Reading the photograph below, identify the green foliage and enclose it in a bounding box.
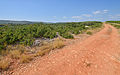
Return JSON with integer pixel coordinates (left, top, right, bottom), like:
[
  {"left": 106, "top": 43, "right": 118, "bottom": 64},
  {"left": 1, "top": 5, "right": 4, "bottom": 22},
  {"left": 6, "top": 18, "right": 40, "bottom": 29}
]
[
  {"left": 106, "top": 21, "right": 120, "bottom": 29},
  {"left": 0, "top": 21, "right": 102, "bottom": 50},
  {"left": 61, "top": 32, "right": 74, "bottom": 39},
  {"left": 86, "top": 31, "right": 92, "bottom": 35},
  {"left": 106, "top": 21, "right": 120, "bottom": 24},
  {"left": 0, "top": 45, "right": 4, "bottom": 50},
  {"left": 110, "top": 24, "right": 120, "bottom": 29}
]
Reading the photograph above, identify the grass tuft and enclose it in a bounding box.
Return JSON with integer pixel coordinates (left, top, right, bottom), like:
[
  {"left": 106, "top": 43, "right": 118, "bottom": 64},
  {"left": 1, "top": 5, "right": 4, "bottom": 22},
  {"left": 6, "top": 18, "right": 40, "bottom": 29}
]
[
  {"left": 34, "top": 49, "right": 50, "bottom": 57},
  {"left": 20, "top": 54, "right": 33, "bottom": 63},
  {"left": 52, "top": 38, "right": 65, "bottom": 49},
  {"left": 0, "top": 58, "right": 11, "bottom": 71},
  {"left": 9, "top": 50, "right": 21, "bottom": 59},
  {"left": 35, "top": 38, "right": 65, "bottom": 57},
  {"left": 40, "top": 38, "right": 64, "bottom": 51}
]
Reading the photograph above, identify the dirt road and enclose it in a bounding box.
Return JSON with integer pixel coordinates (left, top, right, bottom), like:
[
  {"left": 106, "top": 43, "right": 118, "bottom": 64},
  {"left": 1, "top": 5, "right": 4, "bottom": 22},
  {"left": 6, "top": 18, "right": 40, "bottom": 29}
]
[{"left": 12, "top": 23, "right": 120, "bottom": 75}]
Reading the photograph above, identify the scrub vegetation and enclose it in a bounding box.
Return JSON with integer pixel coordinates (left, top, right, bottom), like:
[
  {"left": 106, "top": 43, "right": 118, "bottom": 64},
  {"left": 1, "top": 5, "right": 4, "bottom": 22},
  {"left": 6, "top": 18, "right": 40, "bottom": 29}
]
[{"left": 0, "top": 21, "right": 102, "bottom": 72}]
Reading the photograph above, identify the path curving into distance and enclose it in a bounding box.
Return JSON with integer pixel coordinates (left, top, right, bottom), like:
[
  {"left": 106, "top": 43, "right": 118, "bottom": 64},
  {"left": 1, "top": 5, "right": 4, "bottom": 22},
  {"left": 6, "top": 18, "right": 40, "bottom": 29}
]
[{"left": 13, "top": 23, "right": 120, "bottom": 75}]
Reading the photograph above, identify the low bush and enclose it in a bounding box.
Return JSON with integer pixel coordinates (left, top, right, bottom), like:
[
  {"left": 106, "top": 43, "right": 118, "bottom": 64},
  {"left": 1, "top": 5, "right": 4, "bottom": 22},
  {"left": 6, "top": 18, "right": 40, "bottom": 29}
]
[
  {"left": 86, "top": 31, "right": 92, "bottom": 35},
  {"left": 61, "top": 33, "right": 74, "bottom": 39},
  {"left": 0, "top": 21, "right": 102, "bottom": 50}
]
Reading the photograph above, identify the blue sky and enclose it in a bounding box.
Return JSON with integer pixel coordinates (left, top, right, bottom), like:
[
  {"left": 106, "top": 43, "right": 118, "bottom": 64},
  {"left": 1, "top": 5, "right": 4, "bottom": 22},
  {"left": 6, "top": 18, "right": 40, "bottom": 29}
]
[{"left": 0, "top": 0, "right": 120, "bottom": 22}]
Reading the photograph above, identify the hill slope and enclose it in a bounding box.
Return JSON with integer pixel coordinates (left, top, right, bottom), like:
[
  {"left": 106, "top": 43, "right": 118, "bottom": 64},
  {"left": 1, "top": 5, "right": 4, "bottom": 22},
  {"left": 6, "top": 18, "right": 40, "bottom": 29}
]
[{"left": 0, "top": 20, "right": 39, "bottom": 24}]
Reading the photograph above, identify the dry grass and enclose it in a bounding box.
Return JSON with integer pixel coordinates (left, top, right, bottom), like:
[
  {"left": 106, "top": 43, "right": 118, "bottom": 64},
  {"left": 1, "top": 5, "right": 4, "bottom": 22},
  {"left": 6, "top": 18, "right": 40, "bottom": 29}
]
[
  {"left": 0, "top": 38, "right": 64, "bottom": 71},
  {"left": 9, "top": 50, "right": 21, "bottom": 59},
  {"left": 0, "top": 58, "right": 11, "bottom": 71},
  {"left": 20, "top": 54, "right": 33, "bottom": 63},
  {"left": 35, "top": 38, "right": 65, "bottom": 57},
  {"left": 34, "top": 38, "right": 64, "bottom": 57},
  {"left": 40, "top": 44, "right": 53, "bottom": 51},
  {"left": 1, "top": 45, "right": 26, "bottom": 60},
  {"left": 52, "top": 38, "right": 65, "bottom": 49},
  {"left": 6, "top": 45, "right": 26, "bottom": 53},
  {"left": 40, "top": 38, "right": 64, "bottom": 51},
  {"left": 0, "top": 50, "right": 9, "bottom": 56},
  {"left": 34, "top": 49, "right": 51, "bottom": 57}
]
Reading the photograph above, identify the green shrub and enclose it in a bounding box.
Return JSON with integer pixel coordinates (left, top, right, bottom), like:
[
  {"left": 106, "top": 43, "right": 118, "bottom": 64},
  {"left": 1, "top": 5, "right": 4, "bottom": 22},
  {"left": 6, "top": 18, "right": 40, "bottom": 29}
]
[
  {"left": 86, "top": 31, "right": 92, "bottom": 35},
  {"left": 61, "top": 33, "right": 74, "bottom": 39},
  {"left": 0, "top": 21, "right": 102, "bottom": 50},
  {"left": 106, "top": 21, "right": 120, "bottom": 24},
  {"left": 0, "top": 45, "right": 4, "bottom": 50}
]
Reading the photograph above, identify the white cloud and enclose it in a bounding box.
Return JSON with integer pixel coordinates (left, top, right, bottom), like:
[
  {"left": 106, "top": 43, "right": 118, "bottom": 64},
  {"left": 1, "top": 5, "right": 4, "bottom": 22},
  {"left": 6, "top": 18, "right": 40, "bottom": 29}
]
[
  {"left": 93, "top": 10, "right": 109, "bottom": 15},
  {"left": 93, "top": 11, "right": 101, "bottom": 14},
  {"left": 103, "top": 10, "right": 109, "bottom": 13},
  {"left": 82, "top": 14, "right": 92, "bottom": 17},
  {"left": 72, "top": 14, "right": 92, "bottom": 19},
  {"left": 72, "top": 16, "right": 83, "bottom": 19}
]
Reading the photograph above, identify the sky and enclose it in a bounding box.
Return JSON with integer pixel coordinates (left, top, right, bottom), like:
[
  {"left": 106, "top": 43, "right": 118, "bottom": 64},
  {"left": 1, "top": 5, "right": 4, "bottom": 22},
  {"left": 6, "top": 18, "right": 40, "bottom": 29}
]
[{"left": 0, "top": 0, "right": 120, "bottom": 22}]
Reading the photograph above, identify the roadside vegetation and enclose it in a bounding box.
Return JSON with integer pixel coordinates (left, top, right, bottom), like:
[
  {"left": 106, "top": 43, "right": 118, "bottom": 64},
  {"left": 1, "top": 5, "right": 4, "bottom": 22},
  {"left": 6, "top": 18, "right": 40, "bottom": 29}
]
[
  {"left": 106, "top": 21, "right": 120, "bottom": 29},
  {"left": 106, "top": 21, "right": 120, "bottom": 24},
  {"left": 86, "top": 31, "right": 92, "bottom": 35},
  {"left": 0, "top": 21, "right": 102, "bottom": 72},
  {"left": 0, "top": 21, "right": 102, "bottom": 50},
  {"left": 0, "top": 38, "right": 65, "bottom": 72}
]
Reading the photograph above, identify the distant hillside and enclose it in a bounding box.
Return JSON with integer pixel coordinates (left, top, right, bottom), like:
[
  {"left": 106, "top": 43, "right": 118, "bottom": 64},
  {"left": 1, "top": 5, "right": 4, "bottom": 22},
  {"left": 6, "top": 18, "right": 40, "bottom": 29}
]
[{"left": 0, "top": 20, "right": 40, "bottom": 24}]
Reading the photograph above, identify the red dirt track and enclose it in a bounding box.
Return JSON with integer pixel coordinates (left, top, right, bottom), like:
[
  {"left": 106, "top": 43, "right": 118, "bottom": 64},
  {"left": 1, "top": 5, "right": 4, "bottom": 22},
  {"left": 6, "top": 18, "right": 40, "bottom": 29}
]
[{"left": 13, "top": 23, "right": 120, "bottom": 75}]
